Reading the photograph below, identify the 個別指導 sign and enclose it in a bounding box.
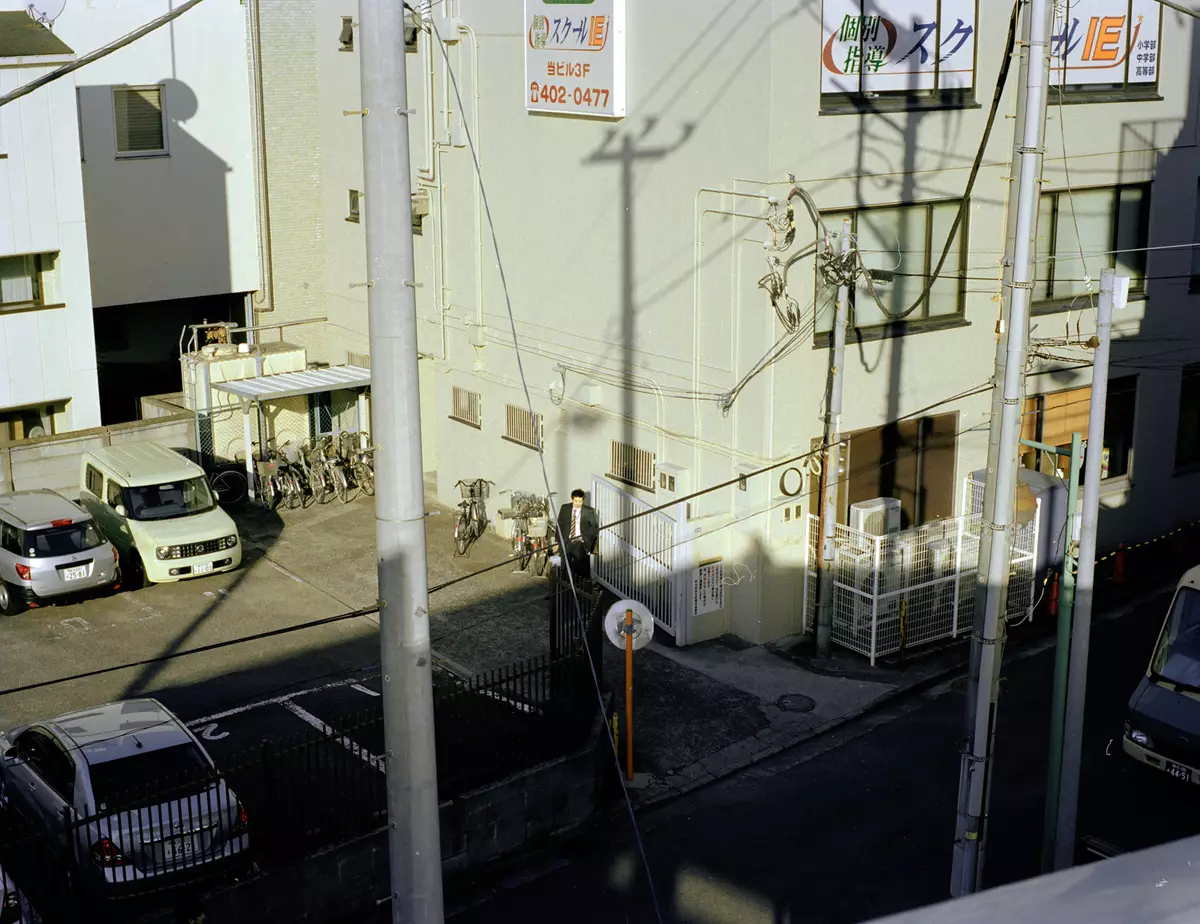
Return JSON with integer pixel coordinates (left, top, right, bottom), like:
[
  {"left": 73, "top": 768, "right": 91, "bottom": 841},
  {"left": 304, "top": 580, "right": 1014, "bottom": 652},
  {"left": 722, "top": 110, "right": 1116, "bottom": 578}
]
[{"left": 525, "top": 0, "right": 625, "bottom": 117}]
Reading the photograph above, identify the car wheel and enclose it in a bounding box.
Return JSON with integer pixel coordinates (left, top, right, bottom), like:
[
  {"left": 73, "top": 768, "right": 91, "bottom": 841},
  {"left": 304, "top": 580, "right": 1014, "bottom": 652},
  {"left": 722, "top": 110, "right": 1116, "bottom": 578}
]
[
  {"left": 0, "top": 581, "right": 24, "bottom": 616},
  {"left": 121, "top": 551, "right": 150, "bottom": 590}
]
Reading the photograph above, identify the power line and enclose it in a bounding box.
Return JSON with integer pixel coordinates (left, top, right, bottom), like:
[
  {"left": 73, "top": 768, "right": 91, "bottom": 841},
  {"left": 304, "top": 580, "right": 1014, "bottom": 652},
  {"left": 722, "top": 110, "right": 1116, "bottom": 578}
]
[{"left": 0, "top": 0, "right": 209, "bottom": 109}]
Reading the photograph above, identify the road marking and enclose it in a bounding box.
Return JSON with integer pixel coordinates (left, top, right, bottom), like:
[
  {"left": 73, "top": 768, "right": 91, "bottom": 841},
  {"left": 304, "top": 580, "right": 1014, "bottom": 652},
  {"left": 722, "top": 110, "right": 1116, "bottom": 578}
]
[
  {"left": 282, "top": 701, "right": 384, "bottom": 773},
  {"left": 265, "top": 559, "right": 305, "bottom": 585},
  {"left": 351, "top": 683, "right": 380, "bottom": 697},
  {"left": 186, "top": 672, "right": 380, "bottom": 725},
  {"left": 59, "top": 617, "right": 91, "bottom": 632},
  {"left": 195, "top": 722, "right": 229, "bottom": 741},
  {"left": 122, "top": 594, "right": 164, "bottom": 622}
]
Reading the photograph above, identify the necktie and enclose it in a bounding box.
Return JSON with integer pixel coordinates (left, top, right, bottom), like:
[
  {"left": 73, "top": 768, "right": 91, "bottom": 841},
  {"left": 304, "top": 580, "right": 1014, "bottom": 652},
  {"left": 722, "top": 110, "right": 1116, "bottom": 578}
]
[{"left": 572, "top": 509, "right": 580, "bottom": 539}]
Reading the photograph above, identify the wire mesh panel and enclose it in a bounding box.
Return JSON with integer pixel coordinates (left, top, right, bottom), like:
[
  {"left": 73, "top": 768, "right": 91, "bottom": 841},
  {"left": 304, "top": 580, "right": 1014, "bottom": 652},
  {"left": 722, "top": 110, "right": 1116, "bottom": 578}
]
[{"left": 803, "top": 514, "right": 820, "bottom": 634}]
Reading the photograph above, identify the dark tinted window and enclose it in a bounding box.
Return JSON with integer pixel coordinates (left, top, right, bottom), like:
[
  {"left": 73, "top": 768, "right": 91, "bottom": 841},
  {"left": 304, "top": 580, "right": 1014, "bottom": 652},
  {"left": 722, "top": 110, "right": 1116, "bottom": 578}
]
[
  {"left": 85, "top": 464, "right": 104, "bottom": 497},
  {"left": 25, "top": 522, "right": 104, "bottom": 557},
  {"left": 124, "top": 478, "right": 214, "bottom": 521},
  {"left": 1152, "top": 587, "right": 1200, "bottom": 687},
  {"left": 88, "top": 743, "right": 212, "bottom": 810},
  {"left": 0, "top": 523, "right": 19, "bottom": 556}
]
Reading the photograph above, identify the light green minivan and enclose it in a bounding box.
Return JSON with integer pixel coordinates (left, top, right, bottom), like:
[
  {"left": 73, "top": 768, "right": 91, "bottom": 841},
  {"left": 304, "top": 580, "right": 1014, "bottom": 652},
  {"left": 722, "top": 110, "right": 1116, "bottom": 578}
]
[{"left": 78, "top": 444, "right": 241, "bottom": 587}]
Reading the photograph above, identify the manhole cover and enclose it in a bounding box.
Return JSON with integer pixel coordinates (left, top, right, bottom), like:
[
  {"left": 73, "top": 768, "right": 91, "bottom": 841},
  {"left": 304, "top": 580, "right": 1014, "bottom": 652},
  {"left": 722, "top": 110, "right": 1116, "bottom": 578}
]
[{"left": 776, "top": 693, "right": 816, "bottom": 713}]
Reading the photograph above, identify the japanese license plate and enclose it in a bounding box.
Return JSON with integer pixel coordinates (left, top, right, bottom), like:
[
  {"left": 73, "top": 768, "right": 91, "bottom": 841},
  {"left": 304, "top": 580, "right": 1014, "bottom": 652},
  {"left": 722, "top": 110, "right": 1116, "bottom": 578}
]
[
  {"left": 163, "top": 836, "right": 196, "bottom": 861},
  {"left": 1165, "top": 761, "right": 1191, "bottom": 782},
  {"left": 193, "top": 562, "right": 214, "bottom": 575},
  {"left": 62, "top": 565, "right": 88, "bottom": 581}
]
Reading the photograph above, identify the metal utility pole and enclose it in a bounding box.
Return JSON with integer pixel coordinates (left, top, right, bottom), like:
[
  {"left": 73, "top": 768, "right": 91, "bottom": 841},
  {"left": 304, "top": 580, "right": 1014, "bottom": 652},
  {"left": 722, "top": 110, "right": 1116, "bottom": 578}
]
[
  {"left": 1040, "top": 431, "right": 1082, "bottom": 872},
  {"left": 816, "top": 218, "right": 853, "bottom": 659},
  {"left": 359, "top": 2, "right": 444, "bottom": 921},
  {"left": 1054, "top": 268, "right": 1121, "bottom": 870},
  {"left": 951, "top": 0, "right": 1054, "bottom": 895}
]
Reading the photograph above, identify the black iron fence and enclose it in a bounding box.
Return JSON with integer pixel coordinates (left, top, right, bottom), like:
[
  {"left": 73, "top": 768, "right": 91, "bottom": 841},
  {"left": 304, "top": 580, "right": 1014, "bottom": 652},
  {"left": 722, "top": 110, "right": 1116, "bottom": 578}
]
[{"left": 0, "top": 582, "right": 605, "bottom": 921}]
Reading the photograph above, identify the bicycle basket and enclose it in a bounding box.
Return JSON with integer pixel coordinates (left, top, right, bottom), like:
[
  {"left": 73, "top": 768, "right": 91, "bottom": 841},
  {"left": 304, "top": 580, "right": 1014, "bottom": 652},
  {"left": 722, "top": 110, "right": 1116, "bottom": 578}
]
[
  {"left": 255, "top": 459, "right": 280, "bottom": 477},
  {"left": 527, "top": 516, "right": 548, "bottom": 538}
]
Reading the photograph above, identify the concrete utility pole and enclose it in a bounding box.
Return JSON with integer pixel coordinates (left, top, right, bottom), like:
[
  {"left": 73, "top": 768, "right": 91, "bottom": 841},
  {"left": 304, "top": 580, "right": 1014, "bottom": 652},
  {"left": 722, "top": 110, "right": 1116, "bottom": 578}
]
[
  {"left": 951, "top": 0, "right": 1054, "bottom": 896},
  {"left": 1054, "top": 268, "right": 1122, "bottom": 870},
  {"left": 358, "top": 2, "right": 445, "bottom": 921},
  {"left": 816, "top": 218, "right": 853, "bottom": 658}
]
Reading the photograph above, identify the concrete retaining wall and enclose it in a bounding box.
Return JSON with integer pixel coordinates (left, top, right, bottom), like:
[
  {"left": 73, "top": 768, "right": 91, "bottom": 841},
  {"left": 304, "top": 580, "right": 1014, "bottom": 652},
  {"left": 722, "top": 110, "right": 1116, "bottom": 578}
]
[
  {"left": 199, "top": 710, "right": 609, "bottom": 923},
  {"left": 0, "top": 414, "right": 196, "bottom": 497}
]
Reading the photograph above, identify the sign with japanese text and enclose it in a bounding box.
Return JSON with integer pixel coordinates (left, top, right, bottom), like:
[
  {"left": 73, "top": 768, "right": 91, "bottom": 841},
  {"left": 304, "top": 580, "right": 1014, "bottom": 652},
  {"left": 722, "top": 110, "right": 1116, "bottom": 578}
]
[
  {"left": 1050, "top": 0, "right": 1160, "bottom": 86},
  {"left": 821, "top": 0, "right": 977, "bottom": 95},
  {"left": 525, "top": 0, "right": 626, "bottom": 117},
  {"left": 692, "top": 560, "right": 725, "bottom": 617}
]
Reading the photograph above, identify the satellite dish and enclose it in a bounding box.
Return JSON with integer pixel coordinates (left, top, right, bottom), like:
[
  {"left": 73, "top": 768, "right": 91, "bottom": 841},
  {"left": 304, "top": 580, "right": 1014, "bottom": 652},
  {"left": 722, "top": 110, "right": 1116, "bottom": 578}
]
[
  {"left": 26, "top": 426, "right": 46, "bottom": 438},
  {"left": 27, "top": 0, "right": 67, "bottom": 26},
  {"left": 604, "top": 599, "right": 655, "bottom": 651}
]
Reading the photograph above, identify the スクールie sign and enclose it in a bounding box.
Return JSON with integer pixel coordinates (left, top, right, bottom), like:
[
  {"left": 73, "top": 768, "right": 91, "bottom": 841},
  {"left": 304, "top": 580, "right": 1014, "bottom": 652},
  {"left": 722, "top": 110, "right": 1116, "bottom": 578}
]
[{"left": 525, "top": 0, "right": 626, "bottom": 118}]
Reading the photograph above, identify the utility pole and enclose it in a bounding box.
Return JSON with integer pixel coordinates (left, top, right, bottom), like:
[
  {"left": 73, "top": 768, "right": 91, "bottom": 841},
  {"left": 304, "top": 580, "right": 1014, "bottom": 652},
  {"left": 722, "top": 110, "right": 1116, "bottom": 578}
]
[
  {"left": 359, "top": 2, "right": 444, "bottom": 921},
  {"left": 1054, "top": 268, "right": 1122, "bottom": 870},
  {"left": 816, "top": 218, "right": 853, "bottom": 659},
  {"left": 1040, "top": 430, "right": 1082, "bottom": 872},
  {"left": 951, "top": 0, "right": 1054, "bottom": 895}
]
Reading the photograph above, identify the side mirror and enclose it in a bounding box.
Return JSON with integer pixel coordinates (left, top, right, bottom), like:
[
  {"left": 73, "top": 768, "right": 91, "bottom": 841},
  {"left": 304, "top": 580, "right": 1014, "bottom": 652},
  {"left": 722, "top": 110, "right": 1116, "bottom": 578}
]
[
  {"left": 114, "top": 504, "right": 127, "bottom": 518},
  {"left": 3, "top": 746, "right": 16, "bottom": 759}
]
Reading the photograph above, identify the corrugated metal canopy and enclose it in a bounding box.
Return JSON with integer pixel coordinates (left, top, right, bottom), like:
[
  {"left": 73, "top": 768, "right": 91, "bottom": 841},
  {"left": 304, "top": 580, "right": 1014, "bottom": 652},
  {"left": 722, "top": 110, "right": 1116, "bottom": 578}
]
[{"left": 212, "top": 365, "right": 371, "bottom": 401}]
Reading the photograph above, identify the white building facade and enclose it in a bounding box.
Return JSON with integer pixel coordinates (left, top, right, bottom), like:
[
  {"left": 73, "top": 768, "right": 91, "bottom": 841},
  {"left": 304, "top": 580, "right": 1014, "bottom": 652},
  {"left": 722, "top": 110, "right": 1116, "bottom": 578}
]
[
  {"left": 255, "top": 0, "right": 1200, "bottom": 646},
  {"left": 0, "top": 12, "right": 101, "bottom": 443}
]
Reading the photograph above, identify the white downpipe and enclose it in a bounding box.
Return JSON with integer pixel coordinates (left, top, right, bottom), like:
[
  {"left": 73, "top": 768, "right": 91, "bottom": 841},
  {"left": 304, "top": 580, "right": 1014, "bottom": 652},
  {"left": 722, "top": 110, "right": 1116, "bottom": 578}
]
[
  {"left": 246, "top": 0, "right": 274, "bottom": 314},
  {"left": 461, "top": 23, "right": 484, "bottom": 329},
  {"left": 417, "top": 17, "right": 437, "bottom": 182}
]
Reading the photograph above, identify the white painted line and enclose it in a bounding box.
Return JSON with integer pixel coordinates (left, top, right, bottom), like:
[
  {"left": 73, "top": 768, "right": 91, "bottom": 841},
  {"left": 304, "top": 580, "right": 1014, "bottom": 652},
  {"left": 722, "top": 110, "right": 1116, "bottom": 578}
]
[
  {"left": 59, "top": 617, "right": 91, "bottom": 632},
  {"left": 480, "top": 689, "right": 537, "bottom": 714},
  {"left": 265, "top": 559, "right": 306, "bottom": 584},
  {"left": 351, "top": 683, "right": 380, "bottom": 697},
  {"left": 282, "top": 701, "right": 385, "bottom": 773},
  {"left": 186, "top": 673, "right": 380, "bottom": 725}
]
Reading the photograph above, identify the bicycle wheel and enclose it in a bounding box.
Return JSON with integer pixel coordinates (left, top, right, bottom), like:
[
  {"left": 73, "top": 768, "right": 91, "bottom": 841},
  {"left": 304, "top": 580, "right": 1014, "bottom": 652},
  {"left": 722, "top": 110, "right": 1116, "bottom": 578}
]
[
  {"left": 314, "top": 466, "right": 334, "bottom": 505},
  {"left": 285, "top": 471, "right": 303, "bottom": 509},
  {"left": 355, "top": 461, "right": 375, "bottom": 496},
  {"left": 335, "top": 467, "right": 350, "bottom": 504},
  {"left": 454, "top": 512, "right": 470, "bottom": 556},
  {"left": 533, "top": 548, "right": 548, "bottom": 576},
  {"left": 210, "top": 470, "right": 246, "bottom": 506},
  {"left": 261, "top": 475, "right": 280, "bottom": 511},
  {"left": 298, "top": 467, "right": 316, "bottom": 508}
]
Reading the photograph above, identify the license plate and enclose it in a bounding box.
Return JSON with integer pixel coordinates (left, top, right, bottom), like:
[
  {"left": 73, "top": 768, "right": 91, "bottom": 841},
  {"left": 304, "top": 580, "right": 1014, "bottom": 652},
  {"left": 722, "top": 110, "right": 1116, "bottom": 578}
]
[
  {"left": 193, "top": 562, "right": 214, "bottom": 575},
  {"left": 1166, "top": 761, "right": 1192, "bottom": 782},
  {"left": 162, "top": 836, "right": 196, "bottom": 861},
  {"left": 62, "top": 565, "right": 88, "bottom": 581}
]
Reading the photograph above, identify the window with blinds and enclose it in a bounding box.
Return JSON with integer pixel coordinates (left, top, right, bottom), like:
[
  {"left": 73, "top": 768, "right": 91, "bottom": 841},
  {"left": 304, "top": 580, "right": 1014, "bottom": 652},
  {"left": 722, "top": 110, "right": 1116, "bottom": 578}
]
[
  {"left": 1022, "top": 377, "right": 1138, "bottom": 481},
  {"left": 113, "top": 86, "right": 165, "bottom": 156},
  {"left": 503, "top": 403, "right": 541, "bottom": 450},
  {"left": 0, "top": 255, "right": 42, "bottom": 310},
  {"left": 451, "top": 387, "right": 481, "bottom": 429},
  {"left": 609, "top": 440, "right": 655, "bottom": 492}
]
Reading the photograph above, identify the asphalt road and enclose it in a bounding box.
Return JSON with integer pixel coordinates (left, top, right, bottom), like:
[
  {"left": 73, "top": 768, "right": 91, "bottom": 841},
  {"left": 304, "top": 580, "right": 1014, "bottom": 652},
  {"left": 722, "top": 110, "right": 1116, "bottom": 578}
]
[{"left": 444, "top": 587, "right": 1198, "bottom": 924}]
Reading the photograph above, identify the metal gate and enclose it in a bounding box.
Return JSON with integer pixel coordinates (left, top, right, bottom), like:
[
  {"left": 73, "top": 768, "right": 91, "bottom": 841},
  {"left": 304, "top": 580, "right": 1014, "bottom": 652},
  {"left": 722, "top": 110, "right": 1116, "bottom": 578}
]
[{"left": 590, "top": 475, "right": 694, "bottom": 644}]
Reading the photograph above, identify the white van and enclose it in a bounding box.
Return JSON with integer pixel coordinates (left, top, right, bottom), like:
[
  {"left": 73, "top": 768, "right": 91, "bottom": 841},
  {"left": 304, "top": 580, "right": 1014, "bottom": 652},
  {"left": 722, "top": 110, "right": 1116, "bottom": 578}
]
[{"left": 78, "top": 444, "right": 241, "bottom": 587}]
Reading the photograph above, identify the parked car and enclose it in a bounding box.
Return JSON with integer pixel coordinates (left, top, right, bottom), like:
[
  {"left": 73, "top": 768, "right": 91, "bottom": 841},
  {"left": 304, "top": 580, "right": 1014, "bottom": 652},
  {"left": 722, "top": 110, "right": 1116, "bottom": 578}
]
[
  {"left": 0, "top": 864, "right": 40, "bottom": 924},
  {"left": 1124, "top": 564, "right": 1200, "bottom": 782},
  {"left": 0, "top": 490, "right": 120, "bottom": 617},
  {"left": 77, "top": 444, "right": 241, "bottom": 588},
  {"left": 0, "top": 699, "right": 248, "bottom": 893}
]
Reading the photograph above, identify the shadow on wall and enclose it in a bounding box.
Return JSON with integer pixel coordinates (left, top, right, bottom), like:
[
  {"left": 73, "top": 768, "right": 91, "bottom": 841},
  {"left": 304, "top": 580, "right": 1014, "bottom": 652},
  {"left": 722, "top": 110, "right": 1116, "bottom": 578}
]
[{"left": 77, "top": 78, "right": 241, "bottom": 425}]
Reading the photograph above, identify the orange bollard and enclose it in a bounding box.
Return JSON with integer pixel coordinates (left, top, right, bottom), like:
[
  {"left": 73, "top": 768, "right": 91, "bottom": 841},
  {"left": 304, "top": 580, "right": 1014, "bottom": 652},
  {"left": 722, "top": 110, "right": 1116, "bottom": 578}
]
[
  {"left": 1113, "top": 543, "right": 1126, "bottom": 585},
  {"left": 1047, "top": 571, "right": 1060, "bottom": 618},
  {"left": 625, "top": 608, "right": 634, "bottom": 782}
]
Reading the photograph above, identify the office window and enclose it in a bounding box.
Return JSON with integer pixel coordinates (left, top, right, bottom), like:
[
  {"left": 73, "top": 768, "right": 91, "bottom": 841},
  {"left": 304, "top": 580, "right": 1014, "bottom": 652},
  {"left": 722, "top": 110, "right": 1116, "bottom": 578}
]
[
  {"left": 1034, "top": 184, "right": 1149, "bottom": 309},
  {"left": 0, "top": 255, "right": 43, "bottom": 310},
  {"left": 843, "top": 413, "right": 957, "bottom": 528},
  {"left": 347, "top": 190, "right": 361, "bottom": 224},
  {"left": 819, "top": 0, "right": 977, "bottom": 112},
  {"left": 1176, "top": 364, "right": 1200, "bottom": 470},
  {"left": 113, "top": 86, "right": 166, "bottom": 156},
  {"left": 609, "top": 440, "right": 655, "bottom": 492},
  {"left": 450, "top": 386, "right": 482, "bottom": 428},
  {"left": 503, "top": 404, "right": 542, "bottom": 451},
  {"left": 1049, "top": 2, "right": 1160, "bottom": 99},
  {"left": 1021, "top": 376, "right": 1138, "bottom": 481},
  {"left": 339, "top": 16, "right": 355, "bottom": 51},
  {"left": 817, "top": 200, "right": 966, "bottom": 334}
]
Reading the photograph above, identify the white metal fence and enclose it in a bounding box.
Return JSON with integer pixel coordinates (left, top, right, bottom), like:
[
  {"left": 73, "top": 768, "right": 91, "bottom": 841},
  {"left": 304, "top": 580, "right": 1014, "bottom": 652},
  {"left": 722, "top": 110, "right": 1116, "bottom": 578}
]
[
  {"left": 807, "top": 478, "right": 1039, "bottom": 665},
  {"left": 590, "top": 475, "right": 693, "bottom": 644}
]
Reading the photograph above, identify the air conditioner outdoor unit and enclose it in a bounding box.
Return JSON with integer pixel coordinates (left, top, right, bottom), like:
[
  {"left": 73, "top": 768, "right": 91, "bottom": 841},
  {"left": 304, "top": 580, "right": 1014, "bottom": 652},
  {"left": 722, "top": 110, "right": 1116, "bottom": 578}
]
[{"left": 849, "top": 497, "right": 901, "bottom": 536}]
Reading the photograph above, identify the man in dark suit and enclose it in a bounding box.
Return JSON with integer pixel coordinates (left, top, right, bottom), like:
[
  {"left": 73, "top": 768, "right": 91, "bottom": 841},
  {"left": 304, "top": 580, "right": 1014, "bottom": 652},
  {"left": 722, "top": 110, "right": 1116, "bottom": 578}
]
[{"left": 557, "top": 488, "right": 599, "bottom": 580}]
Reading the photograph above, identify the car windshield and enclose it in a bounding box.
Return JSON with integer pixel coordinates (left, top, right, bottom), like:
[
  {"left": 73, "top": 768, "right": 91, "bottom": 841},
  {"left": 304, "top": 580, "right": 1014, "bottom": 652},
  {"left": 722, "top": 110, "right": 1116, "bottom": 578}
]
[
  {"left": 124, "top": 477, "right": 214, "bottom": 521},
  {"left": 1151, "top": 587, "right": 1200, "bottom": 688},
  {"left": 88, "top": 743, "right": 212, "bottom": 811},
  {"left": 25, "top": 521, "right": 105, "bottom": 558}
]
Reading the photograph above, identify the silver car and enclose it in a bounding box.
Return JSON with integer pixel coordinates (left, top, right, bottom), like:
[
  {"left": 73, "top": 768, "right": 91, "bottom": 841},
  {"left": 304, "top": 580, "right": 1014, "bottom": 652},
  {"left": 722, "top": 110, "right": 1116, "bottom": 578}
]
[
  {"left": 0, "top": 699, "right": 248, "bottom": 892},
  {"left": 0, "top": 490, "right": 119, "bottom": 616}
]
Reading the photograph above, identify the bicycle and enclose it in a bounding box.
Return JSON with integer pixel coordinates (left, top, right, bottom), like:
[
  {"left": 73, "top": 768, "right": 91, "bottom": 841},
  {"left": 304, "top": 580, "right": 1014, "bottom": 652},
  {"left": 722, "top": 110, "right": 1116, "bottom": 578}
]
[
  {"left": 208, "top": 465, "right": 247, "bottom": 506},
  {"left": 498, "top": 491, "right": 548, "bottom": 571},
  {"left": 453, "top": 478, "right": 493, "bottom": 556},
  {"left": 313, "top": 436, "right": 350, "bottom": 504},
  {"left": 342, "top": 431, "right": 377, "bottom": 498}
]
